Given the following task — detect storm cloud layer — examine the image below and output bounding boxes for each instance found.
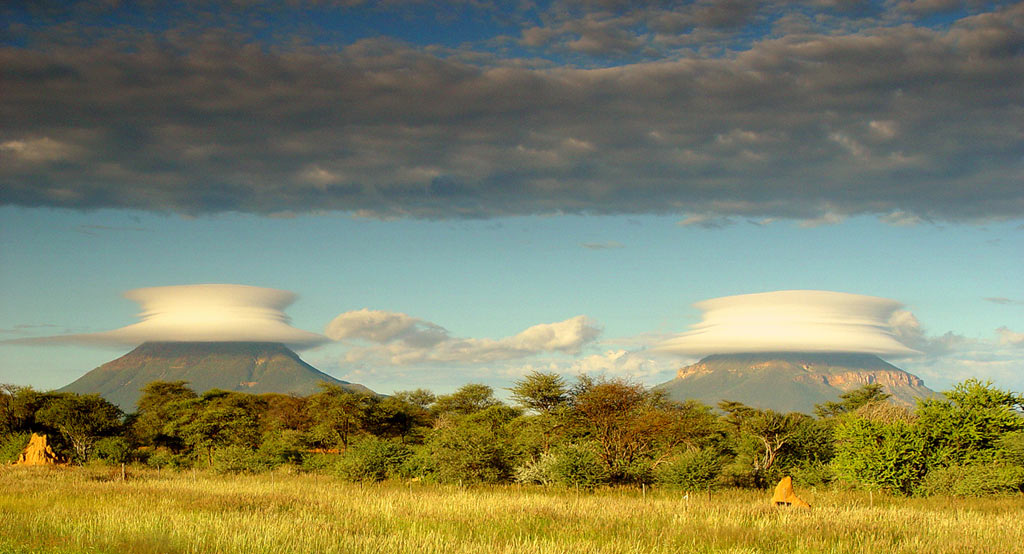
[2,1,1022,221]
[654,290,920,356]
[8,285,327,347]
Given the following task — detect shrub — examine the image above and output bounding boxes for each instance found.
[335,438,412,482]
[211,445,266,474]
[257,430,306,468]
[789,461,836,488]
[92,437,131,465]
[396,445,436,481]
[918,463,1024,497]
[427,408,517,484]
[300,452,340,473]
[655,448,723,491]
[146,449,192,470]
[549,442,609,489]
[514,451,558,485]
[0,432,31,463]
[832,416,927,495]
[997,431,1024,466]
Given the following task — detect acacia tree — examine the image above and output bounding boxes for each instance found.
[719,401,811,488]
[132,381,197,450]
[915,379,1024,468]
[432,384,501,416]
[569,378,717,481]
[510,371,568,414]
[307,384,377,451]
[170,390,265,465]
[815,384,892,419]
[35,393,123,463]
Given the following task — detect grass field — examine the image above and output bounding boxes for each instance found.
[1,465,1023,554]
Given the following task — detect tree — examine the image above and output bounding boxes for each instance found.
[718,401,812,488]
[815,384,892,419]
[433,384,502,416]
[0,384,38,436]
[132,381,197,449]
[569,378,717,481]
[832,406,925,494]
[393,389,436,411]
[35,393,123,463]
[170,390,265,465]
[307,384,376,451]
[915,379,1024,469]
[510,371,568,414]
[427,405,519,484]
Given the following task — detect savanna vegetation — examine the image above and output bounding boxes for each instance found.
[2,376,1024,553]
[2,376,1024,497]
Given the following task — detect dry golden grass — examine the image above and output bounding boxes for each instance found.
[1,465,1022,554]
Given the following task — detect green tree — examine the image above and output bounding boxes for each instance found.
[0,384,37,436]
[718,401,813,488]
[432,384,502,416]
[815,384,892,419]
[510,371,568,414]
[170,390,265,465]
[832,406,926,494]
[307,384,376,451]
[131,381,197,449]
[916,379,1024,469]
[35,393,123,463]
[427,405,519,484]
[570,378,717,482]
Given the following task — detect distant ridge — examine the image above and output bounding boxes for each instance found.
[656,352,934,414]
[60,341,371,410]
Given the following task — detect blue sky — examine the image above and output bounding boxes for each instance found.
[1,1,1021,397]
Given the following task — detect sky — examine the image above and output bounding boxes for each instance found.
[0,0,1021,398]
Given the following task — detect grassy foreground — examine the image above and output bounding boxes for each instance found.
[1,466,1023,554]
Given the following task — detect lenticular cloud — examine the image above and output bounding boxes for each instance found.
[653,290,919,356]
[14,284,327,347]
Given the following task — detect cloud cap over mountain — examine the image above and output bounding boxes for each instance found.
[654,290,919,357]
[8,284,327,348]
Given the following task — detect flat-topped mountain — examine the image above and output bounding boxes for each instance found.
[656,352,934,414]
[60,341,371,410]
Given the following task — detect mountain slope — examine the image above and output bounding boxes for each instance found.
[60,342,371,410]
[656,352,934,414]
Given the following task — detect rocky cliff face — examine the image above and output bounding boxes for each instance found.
[659,352,934,413]
[60,342,372,411]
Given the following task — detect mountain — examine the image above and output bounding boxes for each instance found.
[655,352,934,414]
[60,341,372,410]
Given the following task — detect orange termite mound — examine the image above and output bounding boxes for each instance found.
[15,433,63,466]
[771,476,811,509]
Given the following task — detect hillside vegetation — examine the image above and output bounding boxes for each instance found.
[2,376,1023,497]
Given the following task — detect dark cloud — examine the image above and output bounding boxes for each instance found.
[1,2,1021,221]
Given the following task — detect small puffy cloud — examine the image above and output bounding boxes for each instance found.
[325,309,449,347]
[997,326,1024,347]
[5,284,327,348]
[654,290,920,357]
[326,311,601,365]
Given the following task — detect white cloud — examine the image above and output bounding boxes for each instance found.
[325,309,449,347]
[326,311,601,365]
[654,290,920,356]
[997,326,1024,347]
